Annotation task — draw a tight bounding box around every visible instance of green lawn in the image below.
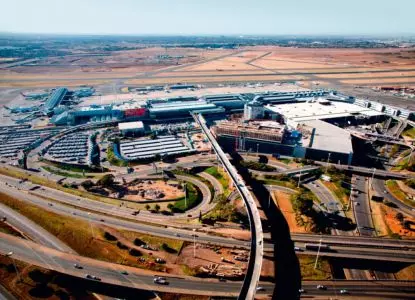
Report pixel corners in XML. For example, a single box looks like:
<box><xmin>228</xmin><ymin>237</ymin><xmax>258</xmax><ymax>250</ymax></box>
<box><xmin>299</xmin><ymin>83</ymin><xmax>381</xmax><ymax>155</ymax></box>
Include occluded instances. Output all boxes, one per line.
<box><xmin>298</xmin><ymin>255</ymin><xmax>332</xmax><ymax>280</ymax></box>
<box><xmin>402</xmin><ymin>127</ymin><xmax>415</xmax><ymax>139</ymax></box>
<box><xmin>386</xmin><ymin>180</ymin><xmax>415</xmax><ymax>208</ymax></box>
<box><xmin>41</xmin><ymin>166</ymin><xmax>88</xmax><ymax>179</ymax></box>
<box><xmin>173</xmin><ymin>182</ymin><xmax>201</xmax><ymax>212</ymax></box>
<box><xmin>204</xmin><ymin>166</ymin><xmax>231</xmax><ymax>196</ymax></box>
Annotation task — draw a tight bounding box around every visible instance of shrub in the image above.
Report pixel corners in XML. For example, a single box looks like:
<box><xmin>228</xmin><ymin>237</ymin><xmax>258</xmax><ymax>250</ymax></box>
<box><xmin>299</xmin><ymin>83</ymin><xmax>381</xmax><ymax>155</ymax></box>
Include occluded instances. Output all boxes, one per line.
<box><xmin>116</xmin><ymin>241</ymin><xmax>129</xmax><ymax>250</ymax></box>
<box><xmin>133</xmin><ymin>238</ymin><xmax>143</xmax><ymax>246</ymax></box>
<box><xmin>383</xmin><ymin>200</ymin><xmax>398</xmax><ymax>208</ymax></box>
<box><xmin>81</xmin><ymin>180</ymin><xmax>94</xmax><ymax>190</ymax></box>
<box><xmin>161</xmin><ymin>243</ymin><xmax>177</xmax><ymax>253</ymax></box>
<box><xmin>129</xmin><ymin>248</ymin><xmax>142</xmax><ymax>256</ymax></box>
<box><xmin>103</xmin><ymin>231</ymin><xmax>117</xmax><ymax>241</ymax></box>
<box><xmin>97</xmin><ymin>174</ymin><xmax>115</xmax><ymax>187</ymax></box>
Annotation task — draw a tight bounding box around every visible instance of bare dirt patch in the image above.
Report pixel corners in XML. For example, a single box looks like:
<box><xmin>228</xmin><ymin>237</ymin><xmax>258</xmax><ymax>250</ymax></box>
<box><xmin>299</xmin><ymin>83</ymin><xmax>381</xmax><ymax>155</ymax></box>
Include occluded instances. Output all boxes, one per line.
<box><xmin>177</xmin><ymin>244</ymin><xmax>247</xmax><ymax>278</ymax></box>
<box><xmin>123</xmin><ymin>179</ymin><xmax>184</xmax><ymax>202</ymax></box>
<box><xmin>273</xmin><ymin>190</ymin><xmax>307</xmax><ymax>233</ymax></box>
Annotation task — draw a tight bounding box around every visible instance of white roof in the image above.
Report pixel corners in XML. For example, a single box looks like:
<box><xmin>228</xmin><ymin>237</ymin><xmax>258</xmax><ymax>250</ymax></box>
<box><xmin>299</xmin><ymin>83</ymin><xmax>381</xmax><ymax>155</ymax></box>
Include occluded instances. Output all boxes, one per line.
<box><xmin>118</xmin><ymin>121</ymin><xmax>144</xmax><ymax>131</ymax></box>
<box><xmin>265</xmin><ymin>101</ymin><xmax>383</xmax><ymax>122</ymax></box>
<box><xmin>302</xmin><ymin>119</ymin><xmax>353</xmax><ymax>154</ymax></box>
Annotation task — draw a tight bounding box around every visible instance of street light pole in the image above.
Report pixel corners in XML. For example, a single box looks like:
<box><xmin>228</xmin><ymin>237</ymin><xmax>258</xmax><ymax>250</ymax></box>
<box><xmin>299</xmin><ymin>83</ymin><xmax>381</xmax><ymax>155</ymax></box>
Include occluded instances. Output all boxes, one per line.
<box><xmin>256</xmin><ymin>143</ymin><xmax>259</xmax><ymax>157</ymax></box>
<box><xmin>346</xmin><ymin>187</ymin><xmax>353</xmax><ymax>211</ymax></box>
<box><xmin>314</xmin><ymin>239</ymin><xmax>322</xmax><ymax>270</ymax></box>
<box><xmin>5</xmin><ymin>252</ymin><xmax>21</xmax><ymax>282</ymax></box>
<box><xmin>192</xmin><ymin>229</ymin><xmax>197</xmax><ymax>258</ymax></box>
<box><xmin>325</xmin><ymin>153</ymin><xmax>331</xmax><ymax>173</ymax></box>
<box><xmin>268</xmin><ymin>193</ymin><xmax>271</xmax><ymax>208</ymax></box>
<box><xmin>297</xmin><ymin>170</ymin><xmax>302</xmax><ymax>188</ymax></box>
<box><xmin>184</xmin><ymin>183</ymin><xmax>187</xmax><ymax>209</ymax></box>
<box><xmin>87</xmin><ymin>212</ymin><xmax>94</xmax><ymax>238</ymax></box>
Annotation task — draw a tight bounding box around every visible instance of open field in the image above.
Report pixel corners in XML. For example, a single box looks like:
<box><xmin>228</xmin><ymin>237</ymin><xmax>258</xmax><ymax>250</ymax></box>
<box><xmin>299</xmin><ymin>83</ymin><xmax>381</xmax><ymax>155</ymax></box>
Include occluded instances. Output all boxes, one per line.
<box><xmin>341</xmin><ymin>78</ymin><xmax>415</xmax><ymax>85</ymax></box>
<box><xmin>273</xmin><ymin>190</ymin><xmax>307</xmax><ymax>233</ymax></box>
<box><xmin>2</xmin><ymin>46</ymin><xmax>415</xmax><ymax>89</ymax></box>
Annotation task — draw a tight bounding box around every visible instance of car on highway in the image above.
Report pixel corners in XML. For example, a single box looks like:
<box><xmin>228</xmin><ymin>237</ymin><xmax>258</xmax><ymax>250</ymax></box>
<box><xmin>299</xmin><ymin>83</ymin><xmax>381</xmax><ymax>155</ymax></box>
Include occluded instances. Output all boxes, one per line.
<box><xmin>153</xmin><ymin>277</ymin><xmax>168</xmax><ymax>285</ymax></box>
<box><xmin>74</xmin><ymin>263</ymin><xmax>82</xmax><ymax>269</ymax></box>
<box><xmin>317</xmin><ymin>285</ymin><xmax>327</xmax><ymax>290</ymax></box>
<box><xmin>256</xmin><ymin>286</ymin><xmax>265</xmax><ymax>291</ymax></box>
<box><xmin>298</xmin><ymin>288</ymin><xmax>305</xmax><ymax>294</ymax></box>
<box><xmin>340</xmin><ymin>289</ymin><xmax>349</xmax><ymax>294</ymax></box>
<box><xmin>120</xmin><ymin>270</ymin><xmax>128</xmax><ymax>275</ymax></box>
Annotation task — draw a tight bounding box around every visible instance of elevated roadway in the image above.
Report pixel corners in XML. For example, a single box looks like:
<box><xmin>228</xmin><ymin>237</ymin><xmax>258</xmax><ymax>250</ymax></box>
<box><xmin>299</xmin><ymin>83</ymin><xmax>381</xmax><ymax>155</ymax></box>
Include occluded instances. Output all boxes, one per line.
<box><xmin>193</xmin><ymin>112</ymin><xmax>263</xmax><ymax>300</ymax></box>
<box><xmin>0</xmin><ymin>176</ymin><xmax>414</xmax><ymax>263</ymax></box>
<box><xmin>1</xmin><ymin>233</ymin><xmax>414</xmax><ymax>299</ymax></box>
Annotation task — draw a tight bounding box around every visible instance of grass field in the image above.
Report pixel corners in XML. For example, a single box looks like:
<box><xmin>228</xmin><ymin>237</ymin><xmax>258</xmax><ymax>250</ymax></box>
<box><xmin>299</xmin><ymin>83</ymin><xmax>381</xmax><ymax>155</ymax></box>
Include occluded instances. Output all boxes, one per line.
<box><xmin>204</xmin><ymin>166</ymin><xmax>232</xmax><ymax>196</ymax></box>
<box><xmin>386</xmin><ymin>180</ymin><xmax>414</xmax><ymax>208</ymax></box>
<box><xmin>298</xmin><ymin>255</ymin><xmax>332</xmax><ymax>280</ymax></box>
<box><xmin>0</xmin><ymin>192</ymin><xmax>174</xmax><ymax>271</ymax></box>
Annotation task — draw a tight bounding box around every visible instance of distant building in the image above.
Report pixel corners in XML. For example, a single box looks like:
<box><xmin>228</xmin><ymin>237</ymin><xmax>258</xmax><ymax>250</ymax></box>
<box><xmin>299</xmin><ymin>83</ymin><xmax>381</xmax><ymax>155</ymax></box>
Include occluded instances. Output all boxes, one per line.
<box><xmin>44</xmin><ymin>87</ymin><xmax>67</xmax><ymax>115</ymax></box>
<box><xmin>118</xmin><ymin>121</ymin><xmax>145</xmax><ymax>136</ymax></box>
<box><xmin>244</xmin><ymin>99</ymin><xmax>264</xmax><ymax>120</ymax></box>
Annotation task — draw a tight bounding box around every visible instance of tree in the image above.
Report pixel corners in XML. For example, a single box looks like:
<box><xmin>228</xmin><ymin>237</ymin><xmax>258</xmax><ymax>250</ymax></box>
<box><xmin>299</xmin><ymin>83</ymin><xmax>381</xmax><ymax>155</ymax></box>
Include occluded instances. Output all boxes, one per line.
<box><xmin>81</xmin><ymin>180</ymin><xmax>94</xmax><ymax>190</ymax></box>
<box><xmin>395</xmin><ymin>212</ymin><xmax>404</xmax><ymax>223</ymax></box>
<box><xmin>145</xmin><ymin>204</ymin><xmax>150</xmax><ymax>210</ymax></box>
<box><xmin>258</xmin><ymin>155</ymin><xmax>268</xmax><ymax>164</ymax></box>
<box><xmin>97</xmin><ymin>174</ymin><xmax>115</xmax><ymax>187</ymax></box>
<box><xmin>154</xmin><ymin>204</ymin><xmax>161</xmax><ymax>212</ymax></box>
<box><xmin>167</xmin><ymin>203</ymin><xmax>174</xmax><ymax>212</ymax></box>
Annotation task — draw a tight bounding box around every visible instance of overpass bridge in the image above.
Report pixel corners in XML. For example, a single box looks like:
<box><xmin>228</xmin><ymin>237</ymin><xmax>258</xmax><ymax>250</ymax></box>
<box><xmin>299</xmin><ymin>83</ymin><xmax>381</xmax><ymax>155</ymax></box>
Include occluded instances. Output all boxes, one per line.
<box><xmin>193</xmin><ymin>113</ymin><xmax>263</xmax><ymax>300</ymax></box>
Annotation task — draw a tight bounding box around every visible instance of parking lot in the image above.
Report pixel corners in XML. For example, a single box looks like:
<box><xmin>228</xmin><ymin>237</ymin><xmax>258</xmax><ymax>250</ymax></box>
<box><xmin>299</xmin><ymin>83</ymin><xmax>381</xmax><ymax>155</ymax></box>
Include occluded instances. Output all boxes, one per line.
<box><xmin>0</xmin><ymin>126</ymin><xmax>61</xmax><ymax>159</ymax></box>
<box><xmin>44</xmin><ymin>132</ymin><xmax>92</xmax><ymax>165</ymax></box>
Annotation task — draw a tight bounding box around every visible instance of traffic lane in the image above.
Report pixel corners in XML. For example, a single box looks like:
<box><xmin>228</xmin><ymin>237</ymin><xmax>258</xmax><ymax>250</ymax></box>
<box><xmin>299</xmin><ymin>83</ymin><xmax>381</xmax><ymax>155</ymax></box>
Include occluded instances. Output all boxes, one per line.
<box><xmin>0</xmin><ymin>183</ymin><xmax>251</xmax><ymax>249</ymax></box>
<box><xmin>2</xmin><ymin>230</ymin><xmax>414</xmax><ymax>299</ymax></box>
<box><xmin>6</xmin><ymin>172</ymin><xmax>211</xmax><ymax>222</ymax></box>
<box><xmin>353</xmin><ymin>176</ymin><xmax>374</xmax><ymax>237</ymax></box>
<box><xmin>372</xmin><ymin>179</ymin><xmax>414</xmax><ymax>217</ymax></box>
<box><xmin>0</xmin><ymin>232</ymin><xmax>245</xmax><ymax>296</ymax></box>
<box><xmin>3</xmin><ymin>178</ymin><xmax>414</xmax><ymax>262</ymax></box>
<box><xmin>0</xmin><ymin>202</ymin><xmax>75</xmax><ymax>254</ymax></box>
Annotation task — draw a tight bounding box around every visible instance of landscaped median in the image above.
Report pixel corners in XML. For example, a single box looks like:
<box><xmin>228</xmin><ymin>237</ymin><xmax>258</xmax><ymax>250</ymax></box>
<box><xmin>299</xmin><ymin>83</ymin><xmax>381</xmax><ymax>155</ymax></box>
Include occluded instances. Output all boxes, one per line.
<box><xmin>386</xmin><ymin>179</ymin><xmax>415</xmax><ymax>208</ymax></box>
<box><xmin>204</xmin><ymin>166</ymin><xmax>232</xmax><ymax>197</ymax></box>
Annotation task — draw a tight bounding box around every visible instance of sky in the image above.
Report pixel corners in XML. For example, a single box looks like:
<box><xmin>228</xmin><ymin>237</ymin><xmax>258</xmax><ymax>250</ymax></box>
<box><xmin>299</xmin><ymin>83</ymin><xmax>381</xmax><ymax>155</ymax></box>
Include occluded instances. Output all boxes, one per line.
<box><xmin>0</xmin><ymin>0</ymin><xmax>414</xmax><ymax>36</ymax></box>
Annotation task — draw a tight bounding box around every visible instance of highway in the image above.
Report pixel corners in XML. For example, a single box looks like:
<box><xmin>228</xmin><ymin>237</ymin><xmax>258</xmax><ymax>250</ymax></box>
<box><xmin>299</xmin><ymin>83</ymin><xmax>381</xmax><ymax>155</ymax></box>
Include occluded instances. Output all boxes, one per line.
<box><xmin>1</xmin><ymin>233</ymin><xmax>414</xmax><ymax>299</ymax></box>
<box><xmin>1</xmin><ymin>175</ymin><xmax>414</xmax><ymax>263</ymax></box>
<box><xmin>314</xmin><ymin>161</ymin><xmax>413</xmax><ymax>180</ymax></box>
<box><xmin>372</xmin><ymin>178</ymin><xmax>415</xmax><ymax>217</ymax></box>
<box><xmin>352</xmin><ymin>175</ymin><xmax>375</xmax><ymax>237</ymax></box>
<box><xmin>193</xmin><ymin>113</ymin><xmax>263</xmax><ymax>300</ymax></box>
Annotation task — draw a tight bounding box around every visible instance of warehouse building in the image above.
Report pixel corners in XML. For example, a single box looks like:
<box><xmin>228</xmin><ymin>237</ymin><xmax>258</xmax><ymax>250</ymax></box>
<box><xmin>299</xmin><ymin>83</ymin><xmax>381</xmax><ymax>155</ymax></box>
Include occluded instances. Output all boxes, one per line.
<box><xmin>118</xmin><ymin>121</ymin><xmax>145</xmax><ymax>136</ymax></box>
<box><xmin>119</xmin><ymin>135</ymin><xmax>195</xmax><ymax>160</ymax></box>
<box><xmin>148</xmin><ymin>100</ymin><xmax>216</xmax><ymax>119</ymax></box>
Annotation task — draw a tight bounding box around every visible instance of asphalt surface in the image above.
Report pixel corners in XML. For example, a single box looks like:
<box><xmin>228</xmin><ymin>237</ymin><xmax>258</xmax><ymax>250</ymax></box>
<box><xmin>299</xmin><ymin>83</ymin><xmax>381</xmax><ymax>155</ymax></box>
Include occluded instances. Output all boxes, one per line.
<box><xmin>372</xmin><ymin>178</ymin><xmax>415</xmax><ymax>217</ymax></box>
<box><xmin>314</xmin><ymin>162</ymin><xmax>413</xmax><ymax>180</ymax></box>
<box><xmin>195</xmin><ymin>113</ymin><xmax>264</xmax><ymax>300</ymax></box>
<box><xmin>1</xmin><ymin>173</ymin><xmax>414</xmax><ymax>263</ymax></box>
<box><xmin>352</xmin><ymin>175</ymin><xmax>375</xmax><ymax>236</ymax></box>
<box><xmin>1</xmin><ymin>233</ymin><xmax>414</xmax><ymax>299</ymax></box>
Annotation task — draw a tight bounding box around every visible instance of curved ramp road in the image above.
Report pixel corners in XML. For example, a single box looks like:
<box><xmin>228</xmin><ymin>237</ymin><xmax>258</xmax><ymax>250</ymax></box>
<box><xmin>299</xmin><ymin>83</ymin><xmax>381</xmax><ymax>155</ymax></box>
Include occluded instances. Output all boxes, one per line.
<box><xmin>193</xmin><ymin>113</ymin><xmax>263</xmax><ymax>300</ymax></box>
<box><xmin>0</xmin><ymin>178</ymin><xmax>414</xmax><ymax>263</ymax></box>
<box><xmin>0</xmin><ymin>233</ymin><xmax>414</xmax><ymax>299</ymax></box>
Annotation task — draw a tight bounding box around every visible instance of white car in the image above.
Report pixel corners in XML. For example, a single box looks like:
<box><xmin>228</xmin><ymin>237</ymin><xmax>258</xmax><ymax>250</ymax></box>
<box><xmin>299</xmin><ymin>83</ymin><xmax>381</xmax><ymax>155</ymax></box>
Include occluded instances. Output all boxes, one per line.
<box><xmin>340</xmin><ymin>289</ymin><xmax>349</xmax><ymax>294</ymax></box>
